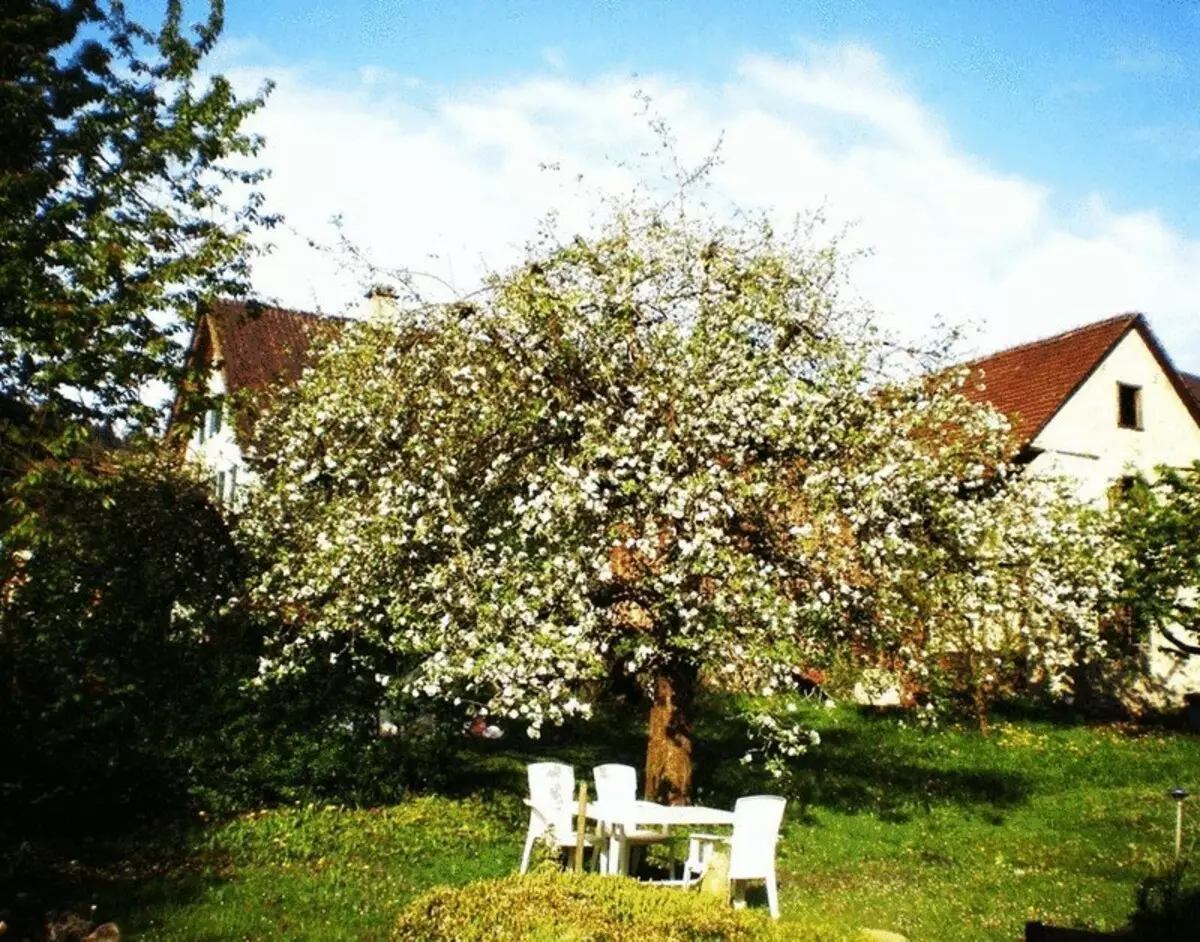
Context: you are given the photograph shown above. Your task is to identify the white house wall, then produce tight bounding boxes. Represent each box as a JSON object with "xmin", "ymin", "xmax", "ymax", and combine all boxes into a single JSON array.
[
  {"xmin": 182, "ymin": 370, "xmax": 255, "ymax": 508},
  {"xmin": 1028, "ymin": 330, "xmax": 1200, "ymax": 504}
]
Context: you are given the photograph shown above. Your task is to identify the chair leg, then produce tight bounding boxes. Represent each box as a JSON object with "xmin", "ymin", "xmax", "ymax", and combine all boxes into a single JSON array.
[
  {"xmin": 606, "ymin": 836, "xmax": 620, "ymax": 875},
  {"xmin": 765, "ymin": 871, "xmax": 780, "ymax": 920},
  {"xmin": 519, "ymin": 829, "xmax": 536, "ymax": 874}
]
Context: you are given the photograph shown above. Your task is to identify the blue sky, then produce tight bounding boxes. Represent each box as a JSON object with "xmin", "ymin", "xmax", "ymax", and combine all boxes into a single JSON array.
[
  {"xmin": 199, "ymin": 0, "xmax": 1200, "ymax": 223},
  {"xmin": 130, "ymin": 0, "xmax": 1200, "ymax": 362}
]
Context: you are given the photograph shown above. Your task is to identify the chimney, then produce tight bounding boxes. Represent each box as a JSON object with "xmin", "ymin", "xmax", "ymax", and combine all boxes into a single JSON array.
[{"xmin": 366, "ymin": 284, "xmax": 399, "ymax": 321}]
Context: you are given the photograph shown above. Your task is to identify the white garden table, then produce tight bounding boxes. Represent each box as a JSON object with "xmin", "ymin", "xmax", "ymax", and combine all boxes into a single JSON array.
[{"xmin": 586, "ymin": 800, "xmax": 735, "ymax": 876}]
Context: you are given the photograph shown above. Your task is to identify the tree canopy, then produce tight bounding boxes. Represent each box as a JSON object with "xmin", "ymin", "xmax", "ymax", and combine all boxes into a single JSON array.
[
  {"xmin": 0, "ymin": 0, "xmax": 273, "ymax": 476},
  {"xmin": 242, "ymin": 189, "xmax": 1113, "ymax": 801}
]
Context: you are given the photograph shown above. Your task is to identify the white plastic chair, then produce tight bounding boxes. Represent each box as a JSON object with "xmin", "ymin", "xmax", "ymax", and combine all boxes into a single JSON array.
[
  {"xmin": 680, "ymin": 795, "xmax": 786, "ymax": 919},
  {"xmin": 519, "ymin": 761, "xmax": 597, "ymax": 874},
  {"xmin": 592, "ymin": 763, "xmax": 670, "ymax": 876}
]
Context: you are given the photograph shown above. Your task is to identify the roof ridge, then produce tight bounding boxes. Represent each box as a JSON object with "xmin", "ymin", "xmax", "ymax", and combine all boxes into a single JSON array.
[
  {"xmin": 961, "ymin": 312, "xmax": 1141, "ymax": 368},
  {"xmin": 210, "ymin": 298, "xmax": 349, "ymax": 323}
]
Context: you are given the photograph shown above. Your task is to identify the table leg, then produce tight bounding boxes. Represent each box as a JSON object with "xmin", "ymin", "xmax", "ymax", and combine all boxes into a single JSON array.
[{"xmin": 618, "ymin": 837, "xmax": 631, "ymax": 876}]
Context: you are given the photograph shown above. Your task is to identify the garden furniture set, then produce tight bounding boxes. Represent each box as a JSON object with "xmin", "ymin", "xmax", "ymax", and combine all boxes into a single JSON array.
[{"xmin": 519, "ymin": 760, "xmax": 785, "ymax": 918}]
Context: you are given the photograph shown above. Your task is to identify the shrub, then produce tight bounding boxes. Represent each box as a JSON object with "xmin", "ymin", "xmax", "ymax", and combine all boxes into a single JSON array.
[
  {"xmin": 0, "ymin": 451, "xmax": 254, "ymax": 826},
  {"xmin": 392, "ymin": 869, "xmax": 856, "ymax": 941},
  {"xmin": 193, "ymin": 676, "xmax": 457, "ymax": 813},
  {"xmin": 1128, "ymin": 861, "xmax": 1200, "ymax": 941},
  {"xmin": 0, "ymin": 446, "xmax": 458, "ymax": 827}
]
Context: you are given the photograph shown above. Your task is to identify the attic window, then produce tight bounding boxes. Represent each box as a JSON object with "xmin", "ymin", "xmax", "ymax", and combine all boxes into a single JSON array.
[{"xmin": 1117, "ymin": 383, "xmax": 1142, "ymax": 430}]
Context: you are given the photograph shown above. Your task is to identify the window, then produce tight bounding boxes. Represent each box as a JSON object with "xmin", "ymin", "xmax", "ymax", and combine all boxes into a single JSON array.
[
  {"xmin": 228, "ymin": 467, "xmax": 237, "ymax": 506},
  {"xmin": 215, "ymin": 471, "xmax": 226, "ymax": 503},
  {"xmin": 207, "ymin": 408, "xmax": 223, "ymax": 437},
  {"xmin": 1117, "ymin": 383, "xmax": 1142, "ymax": 430}
]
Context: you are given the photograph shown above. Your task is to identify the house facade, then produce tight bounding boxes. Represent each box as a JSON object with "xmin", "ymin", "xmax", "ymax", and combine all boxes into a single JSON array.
[
  {"xmin": 962, "ymin": 313, "xmax": 1200, "ymax": 704},
  {"xmin": 180, "ymin": 299, "xmax": 342, "ymax": 507},
  {"xmin": 962, "ymin": 314, "xmax": 1200, "ymax": 504}
]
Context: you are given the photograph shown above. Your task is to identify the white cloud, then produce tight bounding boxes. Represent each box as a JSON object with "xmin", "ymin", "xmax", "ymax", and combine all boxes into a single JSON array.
[{"xmin": 226, "ymin": 41, "xmax": 1200, "ymax": 366}]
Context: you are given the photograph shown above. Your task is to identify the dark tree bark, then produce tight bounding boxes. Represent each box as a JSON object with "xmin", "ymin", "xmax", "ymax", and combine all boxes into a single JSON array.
[{"xmin": 644, "ymin": 660, "xmax": 697, "ymax": 805}]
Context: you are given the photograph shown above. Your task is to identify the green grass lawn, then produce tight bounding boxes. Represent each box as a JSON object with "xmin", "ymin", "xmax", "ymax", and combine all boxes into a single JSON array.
[{"xmin": 12, "ymin": 702, "xmax": 1200, "ymax": 940}]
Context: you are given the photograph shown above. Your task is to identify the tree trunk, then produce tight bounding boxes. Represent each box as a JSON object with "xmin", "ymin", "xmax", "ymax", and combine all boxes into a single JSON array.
[{"xmin": 644, "ymin": 662, "xmax": 697, "ymax": 805}]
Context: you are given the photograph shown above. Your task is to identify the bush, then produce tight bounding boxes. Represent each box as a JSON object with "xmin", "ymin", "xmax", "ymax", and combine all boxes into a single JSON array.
[
  {"xmin": 192, "ymin": 674, "xmax": 457, "ymax": 813},
  {"xmin": 0, "ymin": 451, "xmax": 254, "ymax": 827},
  {"xmin": 0, "ymin": 448, "xmax": 458, "ymax": 828},
  {"xmin": 392, "ymin": 869, "xmax": 855, "ymax": 941},
  {"xmin": 1128, "ymin": 861, "xmax": 1200, "ymax": 941}
]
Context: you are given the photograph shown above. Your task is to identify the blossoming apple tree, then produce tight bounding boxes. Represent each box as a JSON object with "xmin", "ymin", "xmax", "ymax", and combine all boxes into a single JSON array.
[{"xmin": 241, "ymin": 196, "xmax": 1113, "ymax": 801}]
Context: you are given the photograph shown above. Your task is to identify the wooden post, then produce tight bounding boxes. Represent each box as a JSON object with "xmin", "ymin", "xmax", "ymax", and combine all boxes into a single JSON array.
[{"xmin": 574, "ymin": 781, "xmax": 588, "ymax": 873}]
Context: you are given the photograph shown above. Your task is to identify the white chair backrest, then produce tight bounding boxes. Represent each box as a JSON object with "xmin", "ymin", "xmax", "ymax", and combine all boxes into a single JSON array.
[
  {"xmin": 593, "ymin": 763, "xmax": 638, "ymax": 810},
  {"xmin": 528, "ymin": 762, "xmax": 575, "ymax": 835},
  {"xmin": 729, "ymin": 795, "xmax": 786, "ymax": 879}
]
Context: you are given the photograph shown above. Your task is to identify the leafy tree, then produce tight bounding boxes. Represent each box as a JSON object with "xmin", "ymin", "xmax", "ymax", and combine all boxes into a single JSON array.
[
  {"xmin": 0, "ymin": 449, "xmax": 251, "ymax": 820},
  {"xmin": 0, "ymin": 0, "xmax": 273, "ymax": 482},
  {"xmin": 242, "ymin": 190, "xmax": 1113, "ymax": 801},
  {"xmin": 1112, "ymin": 464, "xmax": 1200, "ymax": 657}
]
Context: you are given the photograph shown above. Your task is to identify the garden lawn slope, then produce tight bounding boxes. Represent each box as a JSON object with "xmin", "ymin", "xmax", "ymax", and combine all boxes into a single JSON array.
[{"xmin": 20, "ymin": 703, "xmax": 1200, "ymax": 941}]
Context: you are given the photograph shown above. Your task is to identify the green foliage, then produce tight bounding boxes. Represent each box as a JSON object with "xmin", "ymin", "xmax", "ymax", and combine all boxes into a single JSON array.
[
  {"xmin": 0, "ymin": 450, "xmax": 253, "ymax": 822},
  {"xmin": 391, "ymin": 870, "xmax": 806, "ymax": 941},
  {"xmin": 194, "ymin": 679, "xmax": 458, "ymax": 813},
  {"xmin": 0, "ymin": 449, "xmax": 453, "ymax": 826},
  {"xmin": 1112, "ymin": 463, "xmax": 1200, "ymax": 659},
  {"xmin": 0, "ymin": 0, "xmax": 274, "ymax": 476}
]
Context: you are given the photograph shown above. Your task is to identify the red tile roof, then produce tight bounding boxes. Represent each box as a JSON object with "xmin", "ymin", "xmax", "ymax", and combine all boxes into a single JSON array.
[
  {"xmin": 960, "ymin": 313, "xmax": 1200, "ymax": 451},
  {"xmin": 207, "ymin": 299, "xmax": 344, "ymax": 399},
  {"xmin": 178, "ymin": 299, "xmax": 346, "ymax": 446},
  {"xmin": 959, "ymin": 315, "xmax": 1137, "ymax": 449},
  {"xmin": 1183, "ymin": 372, "xmax": 1200, "ymax": 408}
]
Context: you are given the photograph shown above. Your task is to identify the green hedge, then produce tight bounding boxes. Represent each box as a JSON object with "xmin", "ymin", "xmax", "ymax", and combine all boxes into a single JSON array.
[{"xmin": 393, "ymin": 869, "xmax": 858, "ymax": 941}]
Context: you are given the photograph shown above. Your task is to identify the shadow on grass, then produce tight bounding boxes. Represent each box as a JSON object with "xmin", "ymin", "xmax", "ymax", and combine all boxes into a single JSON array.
[
  {"xmin": 703, "ymin": 725, "xmax": 1030, "ymax": 824},
  {"xmin": 1025, "ymin": 863, "xmax": 1200, "ymax": 940},
  {"xmin": 452, "ymin": 696, "xmax": 1031, "ymax": 824},
  {"xmin": 0, "ymin": 820, "xmax": 222, "ymax": 939}
]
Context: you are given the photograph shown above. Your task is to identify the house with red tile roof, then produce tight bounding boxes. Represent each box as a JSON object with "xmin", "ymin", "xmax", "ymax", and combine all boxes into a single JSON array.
[
  {"xmin": 962, "ymin": 313, "xmax": 1200, "ymax": 705},
  {"xmin": 180, "ymin": 299, "xmax": 344, "ymax": 506},
  {"xmin": 182, "ymin": 302, "xmax": 1200, "ymax": 512},
  {"xmin": 960, "ymin": 313, "xmax": 1200, "ymax": 505}
]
